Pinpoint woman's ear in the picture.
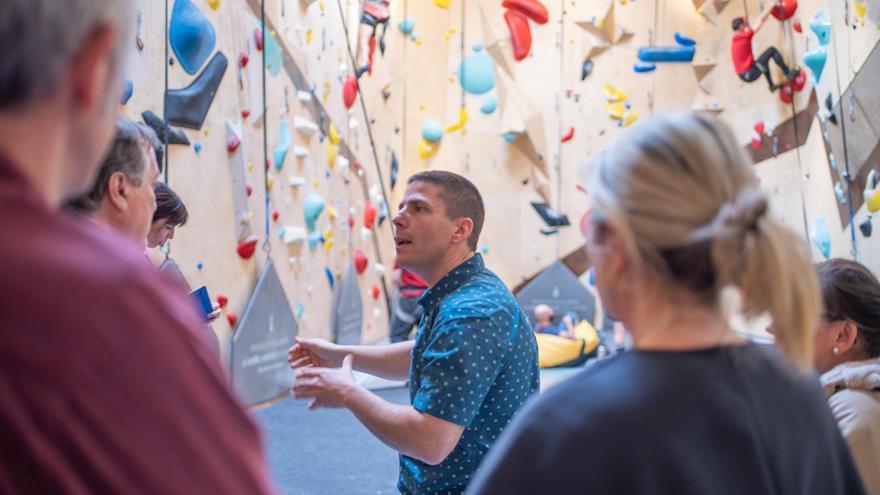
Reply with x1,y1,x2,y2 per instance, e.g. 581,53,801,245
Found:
835,320,861,355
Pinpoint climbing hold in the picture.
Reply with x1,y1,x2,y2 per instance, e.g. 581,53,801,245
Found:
502,131,518,143
771,0,797,20
207,0,220,10
227,312,238,327
194,143,202,153
481,95,497,114
602,83,627,102
227,134,241,153
142,110,190,146
791,68,807,92
216,294,228,308
328,122,341,145
325,267,335,289
326,140,339,168
803,47,827,84
637,45,695,62
236,235,259,259
304,192,326,231
581,59,594,80
197,262,204,270
272,209,280,222
363,202,377,229
633,62,657,72
169,0,217,75
122,76,134,104
165,51,228,130
353,249,368,274
239,52,249,68
399,17,415,35
502,0,549,24
246,184,253,197
307,232,320,251
241,109,251,119
371,285,380,300
417,139,438,159
531,202,571,227
458,44,495,95
560,126,575,143
273,119,291,171
811,215,831,259
480,244,489,255
793,17,803,32
390,151,400,190
295,301,305,319
294,115,319,135
254,27,264,50
751,121,764,149
673,32,696,46
444,108,469,133
422,120,445,143
343,74,358,109
293,146,309,159
779,81,794,103
865,171,880,213
859,218,872,238
810,9,831,45
504,10,532,61
254,19,282,76
289,175,306,188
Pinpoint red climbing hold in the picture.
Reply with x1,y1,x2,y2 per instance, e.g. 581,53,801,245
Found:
348,214,355,228
217,294,229,308
343,74,358,109
502,0,549,24
254,28,264,50
241,109,251,119
752,121,765,149
779,81,793,104
236,235,259,259
246,184,253,197
504,10,532,61
793,17,803,32
227,312,238,327
371,284,380,300
239,52,249,68
353,249,368,274
770,0,797,20
272,209,280,222
754,121,765,135
791,68,807,92
363,202,377,230
227,135,241,153
560,126,575,143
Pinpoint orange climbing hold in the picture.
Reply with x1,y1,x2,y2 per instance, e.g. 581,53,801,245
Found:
504,10,532,61
343,74,358,109
502,0,549,24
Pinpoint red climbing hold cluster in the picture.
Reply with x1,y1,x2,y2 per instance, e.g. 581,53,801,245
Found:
779,68,806,103
502,0,548,61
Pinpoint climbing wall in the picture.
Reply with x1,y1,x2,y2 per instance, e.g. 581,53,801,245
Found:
125,0,880,374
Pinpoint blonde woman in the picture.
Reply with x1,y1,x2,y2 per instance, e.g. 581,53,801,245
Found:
467,113,865,494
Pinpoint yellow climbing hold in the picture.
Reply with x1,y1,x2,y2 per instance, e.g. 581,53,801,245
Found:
328,122,341,145
855,0,866,17
602,83,627,103
417,139,438,159
327,205,338,220
434,0,450,8
621,109,639,127
326,140,339,168
313,177,320,189
267,176,275,191
306,29,313,44
604,101,627,120
207,0,220,10
445,107,468,133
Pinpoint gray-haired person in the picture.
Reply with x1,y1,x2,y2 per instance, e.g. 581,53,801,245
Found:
0,1,273,492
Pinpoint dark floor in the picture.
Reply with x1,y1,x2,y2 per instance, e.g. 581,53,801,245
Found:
255,387,411,495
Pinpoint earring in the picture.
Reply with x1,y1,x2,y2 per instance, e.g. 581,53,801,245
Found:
832,347,840,355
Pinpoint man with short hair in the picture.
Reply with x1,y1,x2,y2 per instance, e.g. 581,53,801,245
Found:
0,1,272,492
67,118,160,245
289,170,539,494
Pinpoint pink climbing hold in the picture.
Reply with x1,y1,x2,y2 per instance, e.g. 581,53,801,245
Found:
560,126,575,143
353,249,368,274
343,74,358,109
227,134,241,153
770,0,797,21
254,28,264,50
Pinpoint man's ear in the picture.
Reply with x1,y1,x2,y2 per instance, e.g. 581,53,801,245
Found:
451,218,474,246
69,26,118,111
105,171,129,211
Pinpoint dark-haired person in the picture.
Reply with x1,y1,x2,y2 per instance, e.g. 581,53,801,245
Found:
815,259,880,495
148,181,188,248
67,117,160,246
731,3,796,91
288,171,539,494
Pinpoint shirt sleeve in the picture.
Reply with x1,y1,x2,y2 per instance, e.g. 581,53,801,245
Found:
412,308,511,427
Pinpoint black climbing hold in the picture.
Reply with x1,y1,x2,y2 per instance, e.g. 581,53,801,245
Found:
390,151,399,190
859,218,872,237
531,202,570,227
142,110,191,146
164,51,228,130
581,58,594,81
825,93,838,125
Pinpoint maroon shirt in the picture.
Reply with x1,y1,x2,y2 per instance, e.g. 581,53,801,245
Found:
0,154,274,494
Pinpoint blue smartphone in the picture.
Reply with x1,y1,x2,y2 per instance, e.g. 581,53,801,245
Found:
189,285,213,322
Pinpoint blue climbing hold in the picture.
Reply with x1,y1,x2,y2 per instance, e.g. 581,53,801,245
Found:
422,120,444,143
254,18,283,77
295,301,304,318
307,231,320,251
637,45,695,62
812,214,831,259
122,76,134,104
673,32,696,46
481,94,497,114
197,261,204,270
169,0,217,75
304,192,326,231
502,131,518,143
325,267,335,289
273,118,291,170
194,142,202,153
458,45,495,95
803,47,827,84
810,9,831,46
399,16,415,35
633,62,656,72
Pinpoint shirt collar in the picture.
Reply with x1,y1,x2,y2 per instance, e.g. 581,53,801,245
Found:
419,253,484,313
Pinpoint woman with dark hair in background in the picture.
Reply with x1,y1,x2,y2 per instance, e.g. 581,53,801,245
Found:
815,259,880,495
148,181,188,248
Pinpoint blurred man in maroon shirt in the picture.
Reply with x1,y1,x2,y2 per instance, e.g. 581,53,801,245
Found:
0,1,274,492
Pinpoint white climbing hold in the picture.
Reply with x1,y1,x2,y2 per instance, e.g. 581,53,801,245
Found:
297,90,312,102
293,146,309,158
281,226,307,244
289,175,306,187
294,115,319,135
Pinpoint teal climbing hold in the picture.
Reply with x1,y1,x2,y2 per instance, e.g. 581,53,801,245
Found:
295,301,305,318
481,95,497,114
810,9,831,46
503,131,518,143
458,45,495,95
307,231,320,251
422,120,444,143
273,118,291,170
122,76,133,104
254,18,283,77
803,47,827,84
304,192,325,231
169,0,217,75
399,16,415,35
812,214,831,259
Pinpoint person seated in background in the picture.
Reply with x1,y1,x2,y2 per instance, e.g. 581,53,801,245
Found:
148,181,188,248
66,117,160,246
532,304,577,339
467,113,865,495
813,258,880,495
